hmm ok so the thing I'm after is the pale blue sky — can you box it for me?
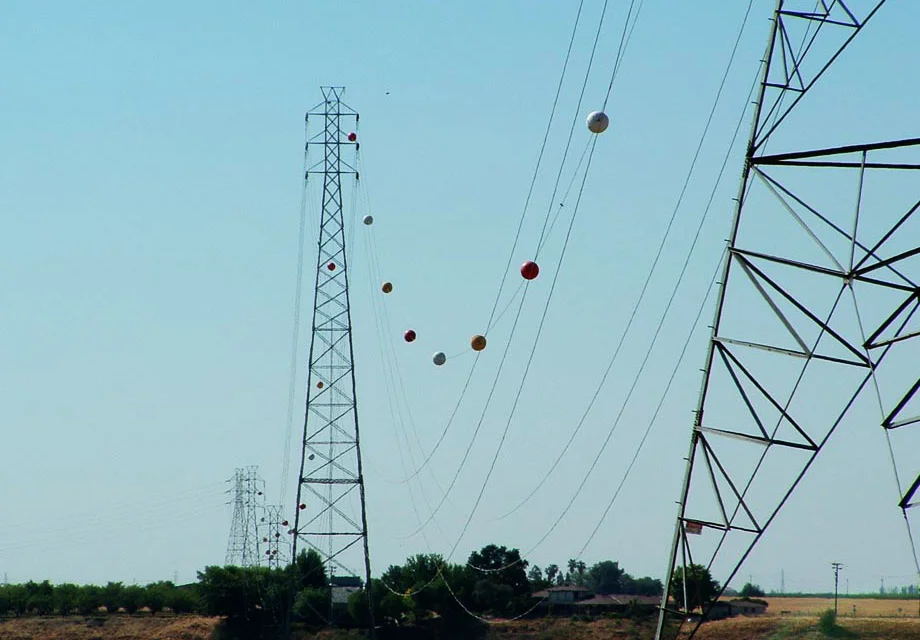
[3,1,920,596]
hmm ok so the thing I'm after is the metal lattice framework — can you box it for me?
[261,504,288,569]
[291,86,375,627]
[656,1,920,638]
[225,466,265,567]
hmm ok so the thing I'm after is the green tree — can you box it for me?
[740,582,765,598]
[293,587,329,624]
[467,544,530,615]
[588,561,625,594]
[144,582,169,615]
[54,583,80,616]
[291,549,326,591]
[6,584,29,616]
[631,576,663,596]
[670,565,719,611]
[527,565,548,591]
[121,585,144,615]
[102,581,123,613]
[166,586,200,614]
[545,564,560,586]
[76,585,103,616]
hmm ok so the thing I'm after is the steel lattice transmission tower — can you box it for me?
[261,504,288,569]
[291,86,375,628]
[225,466,266,567]
[656,2,920,638]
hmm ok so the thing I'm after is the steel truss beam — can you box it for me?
[290,86,375,631]
[654,2,920,638]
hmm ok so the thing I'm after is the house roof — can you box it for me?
[574,594,661,607]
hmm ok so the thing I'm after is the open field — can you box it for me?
[5,612,920,639]
[764,597,920,617]
[0,614,219,640]
[695,616,920,640]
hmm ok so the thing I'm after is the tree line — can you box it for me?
[0,543,728,634]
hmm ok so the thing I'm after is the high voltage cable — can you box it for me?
[454,2,761,574]
[425,0,645,563]
[574,252,723,559]
[280,125,314,505]
[493,0,757,522]
[382,0,589,485]
[401,0,624,536]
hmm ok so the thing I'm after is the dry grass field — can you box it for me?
[694,616,920,640]
[764,597,920,617]
[0,615,219,640]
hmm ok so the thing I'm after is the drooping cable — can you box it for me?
[493,0,757,521]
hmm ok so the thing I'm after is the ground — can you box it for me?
[4,598,920,639]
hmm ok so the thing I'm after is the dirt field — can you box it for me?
[4,612,920,639]
[764,597,920,617]
[695,616,920,640]
[0,615,219,640]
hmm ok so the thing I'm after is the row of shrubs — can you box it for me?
[0,580,199,617]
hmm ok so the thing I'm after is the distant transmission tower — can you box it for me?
[225,466,265,567]
[656,2,920,639]
[290,86,375,629]
[261,504,288,569]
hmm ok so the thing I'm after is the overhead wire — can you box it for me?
[379,0,591,486]
[492,0,757,522]
[280,123,315,505]
[397,0,631,543]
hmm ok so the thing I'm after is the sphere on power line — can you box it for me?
[382,281,393,294]
[363,215,374,225]
[316,381,324,389]
[404,329,417,343]
[327,262,336,271]
[348,132,357,142]
[299,503,306,510]
[586,110,609,134]
[471,335,487,351]
[308,454,315,460]
[433,352,447,366]
[520,260,540,280]
[282,520,289,526]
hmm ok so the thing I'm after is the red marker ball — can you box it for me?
[347,132,357,142]
[327,262,336,271]
[299,503,306,510]
[404,329,417,343]
[521,260,540,280]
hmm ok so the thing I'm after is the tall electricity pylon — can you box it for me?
[656,2,920,638]
[291,86,375,629]
[225,466,266,567]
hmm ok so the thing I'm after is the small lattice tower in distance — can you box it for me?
[290,86,375,629]
[261,504,288,569]
[225,466,266,567]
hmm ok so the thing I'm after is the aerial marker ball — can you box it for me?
[363,215,374,225]
[316,381,324,389]
[348,132,357,142]
[471,335,487,351]
[299,503,306,510]
[586,110,609,134]
[521,260,540,280]
[282,519,289,526]
[308,454,315,461]
[433,352,447,366]
[327,262,336,271]
[404,329,417,343]
[382,281,393,294]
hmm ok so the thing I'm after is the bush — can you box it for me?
[818,608,837,633]
[76,586,103,615]
[121,585,144,614]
